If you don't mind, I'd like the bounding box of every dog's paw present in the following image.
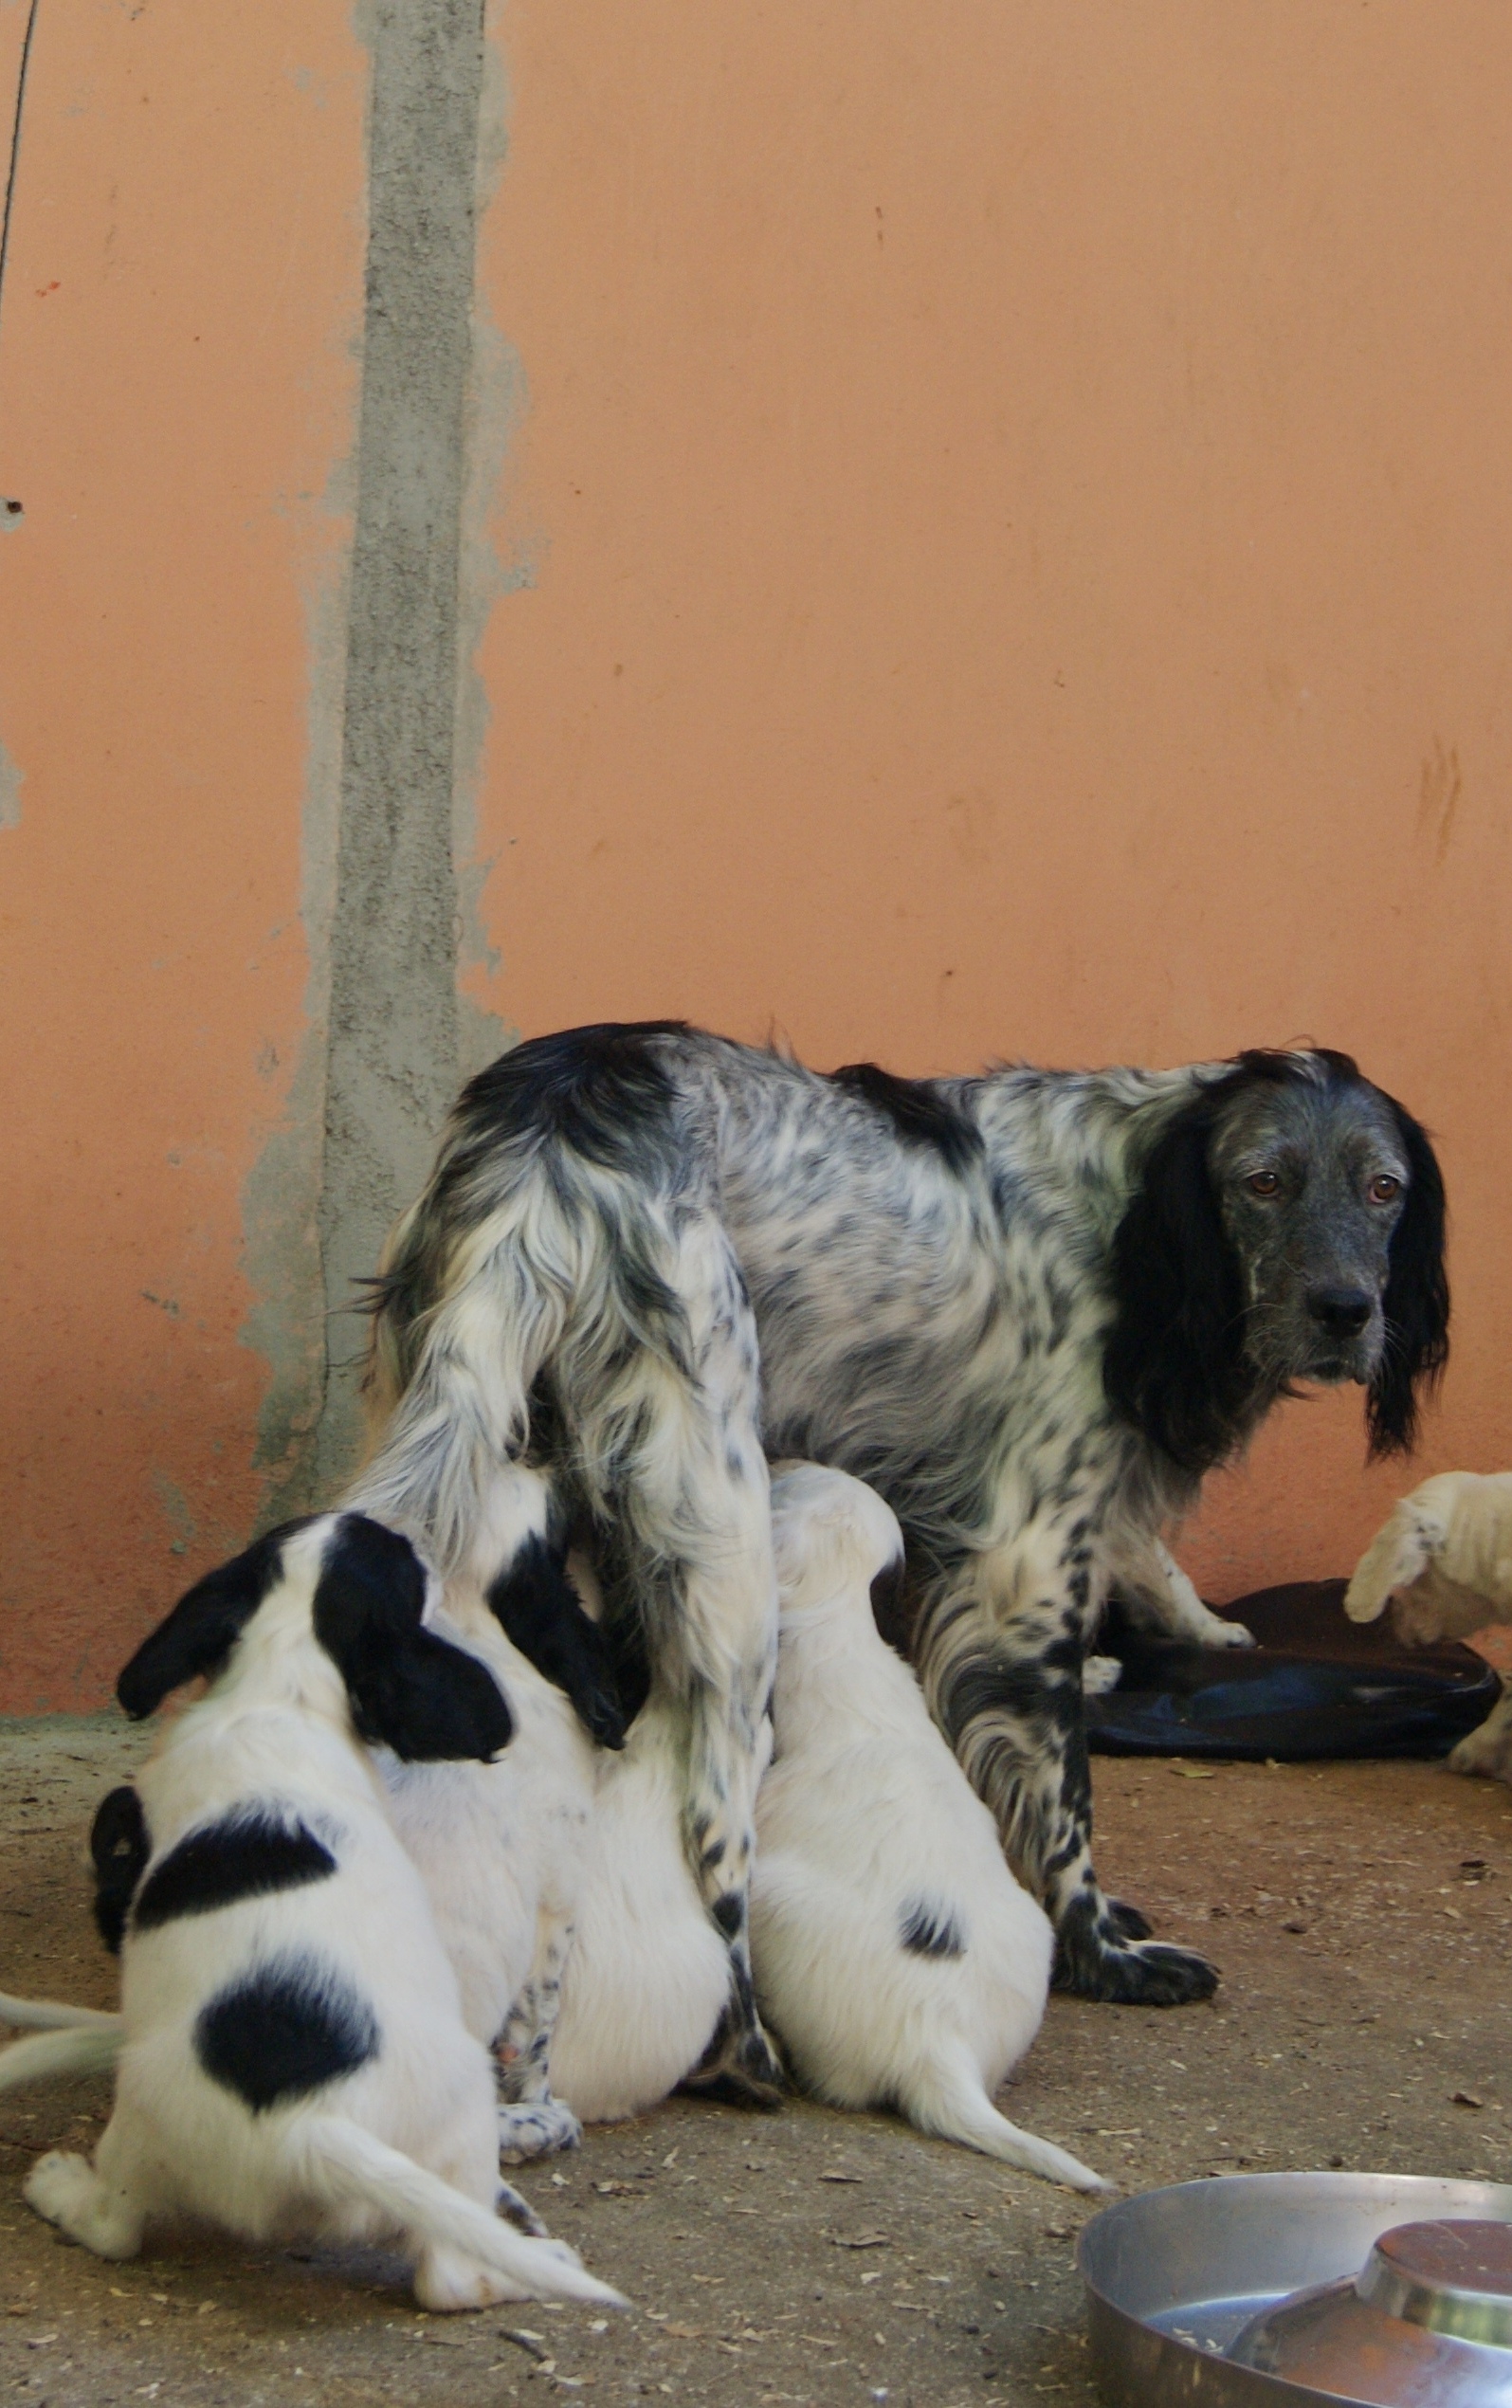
[498,2097,583,2165]
[1082,1653,1122,1696]
[1052,1894,1218,2007]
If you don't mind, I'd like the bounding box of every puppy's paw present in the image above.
[498,2097,583,2164]
[1204,1615,1256,1649]
[25,2150,97,2229]
[1082,1653,1122,1697]
[414,2244,530,2312]
[1448,1713,1512,1786]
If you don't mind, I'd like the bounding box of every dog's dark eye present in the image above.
[1245,1170,1281,1198]
[1368,1173,1402,1205]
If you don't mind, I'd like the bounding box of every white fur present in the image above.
[751,1465,1109,2194]
[548,1683,733,2122]
[21,1518,624,2314]
[1347,1470,1512,1784]
[384,1477,729,2136]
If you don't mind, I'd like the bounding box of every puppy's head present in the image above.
[117,1513,513,1763]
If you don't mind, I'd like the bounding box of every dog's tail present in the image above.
[903,2041,1112,2194]
[354,1140,700,1578]
[0,2025,123,2093]
[288,2116,628,2308]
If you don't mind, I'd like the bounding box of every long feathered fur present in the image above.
[358,1023,1448,2014]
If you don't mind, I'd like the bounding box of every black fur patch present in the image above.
[117,1520,314,1720]
[90,1786,151,1956]
[711,1891,746,1938]
[313,1515,514,1762]
[829,1062,982,1173]
[456,1022,687,1175]
[868,1553,913,1651]
[194,1954,378,2112]
[900,1898,965,1959]
[486,1536,628,1750]
[133,1810,337,1933]
[1369,1097,1449,1456]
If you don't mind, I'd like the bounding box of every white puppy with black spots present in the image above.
[12,1514,624,2314]
[751,1464,1109,2193]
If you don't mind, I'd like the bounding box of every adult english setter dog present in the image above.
[351,1026,1448,2083]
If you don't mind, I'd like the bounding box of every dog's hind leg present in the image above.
[918,1528,1218,2008]
[572,1213,784,2104]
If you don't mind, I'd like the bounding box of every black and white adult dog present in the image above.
[353,1027,1448,2039]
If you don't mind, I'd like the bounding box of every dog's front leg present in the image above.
[918,1527,1218,2007]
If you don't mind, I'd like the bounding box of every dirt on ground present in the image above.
[3,1716,1510,2408]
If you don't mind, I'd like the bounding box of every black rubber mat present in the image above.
[1085,1579,1502,1761]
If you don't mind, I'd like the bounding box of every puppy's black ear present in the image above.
[1104,1086,1251,1474]
[486,1539,628,1750]
[116,1522,308,1719]
[1367,1101,1449,1457]
[89,1785,151,1955]
[313,1514,514,1762]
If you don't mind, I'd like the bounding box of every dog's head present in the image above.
[117,1512,514,1763]
[1106,1049,1449,1474]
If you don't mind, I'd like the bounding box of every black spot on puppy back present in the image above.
[900,1898,966,1960]
[90,1786,151,1956]
[830,1062,982,1173]
[133,1811,337,1934]
[195,1954,377,2113]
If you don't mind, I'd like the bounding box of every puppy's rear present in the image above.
[753,1465,1108,2194]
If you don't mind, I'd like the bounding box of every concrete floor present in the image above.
[4,1718,1511,2408]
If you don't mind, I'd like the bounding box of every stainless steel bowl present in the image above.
[1078,2172,1512,2405]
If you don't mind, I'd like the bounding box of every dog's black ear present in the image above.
[89,1784,151,1955]
[1104,1088,1252,1474]
[116,1523,307,1719]
[313,1514,514,1762]
[1367,1101,1449,1457]
[486,1538,628,1750]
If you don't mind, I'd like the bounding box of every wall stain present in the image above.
[1418,735,1462,864]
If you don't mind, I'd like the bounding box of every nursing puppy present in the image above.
[1346,1470,1512,1783]
[20,1515,623,2313]
[386,1474,728,2134]
[750,1465,1109,2193]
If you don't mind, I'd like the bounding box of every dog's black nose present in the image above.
[1305,1284,1373,1337]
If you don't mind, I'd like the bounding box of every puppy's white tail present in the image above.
[905,2043,1112,2195]
[289,2116,628,2308]
[0,1988,121,2033]
[0,2025,122,2093]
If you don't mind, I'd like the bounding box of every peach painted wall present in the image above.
[4,3,1511,1711]
[468,0,1512,1600]
[0,3,366,1709]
